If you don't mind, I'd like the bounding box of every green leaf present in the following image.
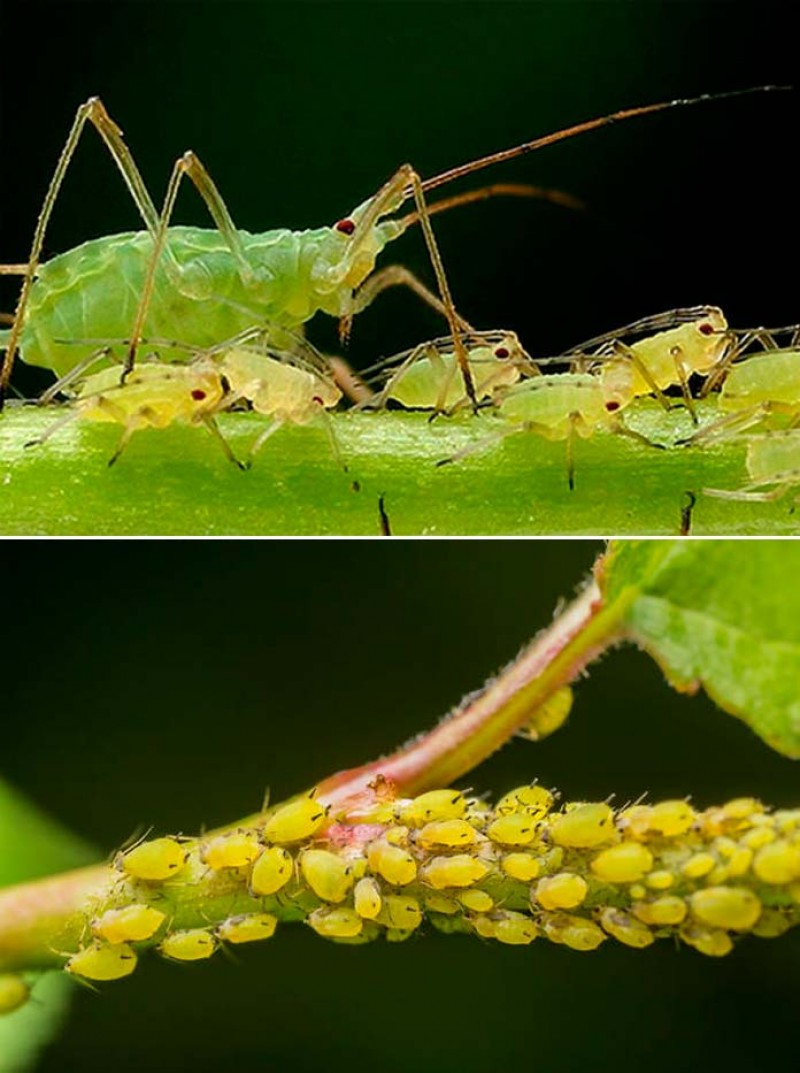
[602,541,800,758]
[0,782,95,1073]
[0,400,793,535]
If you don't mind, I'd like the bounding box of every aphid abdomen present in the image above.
[720,352,800,410]
[499,375,607,438]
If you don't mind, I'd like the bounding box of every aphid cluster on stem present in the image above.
[14,784,794,1010]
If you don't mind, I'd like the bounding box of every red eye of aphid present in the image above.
[191,389,207,401]
[699,323,714,335]
[494,347,510,359]
[605,401,620,412]
[312,395,324,406]
[335,219,356,236]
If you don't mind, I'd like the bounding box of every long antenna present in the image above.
[419,86,789,194]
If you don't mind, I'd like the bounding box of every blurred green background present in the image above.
[2,538,799,1070]
[0,0,797,399]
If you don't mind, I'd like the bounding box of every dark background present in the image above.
[2,539,799,1071]
[0,0,797,400]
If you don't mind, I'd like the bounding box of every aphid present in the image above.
[377,894,423,931]
[26,359,240,469]
[0,974,30,1015]
[647,799,695,837]
[681,852,716,879]
[417,818,478,849]
[308,906,364,939]
[366,839,418,886]
[487,812,539,847]
[549,803,616,848]
[158,928,218,962]
[590,842,654,883]
[495,784,555,820]
[300,848,354,903]
[422,854,490,889]
[679,921,733,957]
[397,789,467,826]
[752,908,793,939]
[366,330,530,412]
[249,845,294,896]
[599,907,655,949]
[501,852,541,882]
[262,791,328,844]
[437,373,660,491]
[572,306,732,420]
[515,687,573,742]
[541,912,607,951]
[424,892,460,915]
[752,840,800,884]
[458,889,494,913]
[533,873,588,911]
[1,89,775,408]
[66,942,138,981]
[704,430,800,504]
[644,870,675,891]
[216,912,278,944]
[353,877,383,919]
[202,829,262,871]
[92,904,166,944]
[632,896,687,927]
[689,887,762,931]
[492,910,538,945]
[119,836,187,881]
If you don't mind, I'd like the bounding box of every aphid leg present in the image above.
[378,494,392,536]
[124,150,257,378]
[316,409,352,482]
[565,412,578,491]
[668,349,698,424]
[703,481,792,503]
[611,341,673,414]
[609,417,666,451]
[0,265,29,276]
[347,265,475,334]
[328,355,374,406]
[107,411,151,467]
[681,401,783,446]
[37,347,115,406]
[436,423,527,468]
[23,409,81,450]
[0,97,165,406]
[679,491,696,536]
[699,332,747,397]
[200,414,246,471]
[247,418,286,464]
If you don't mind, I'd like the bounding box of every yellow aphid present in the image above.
[384,825,410,846]
[67,943,138,981]
[549,803,616,848]
[599,908,655,949]
[471,914,497,939]
[158,929,217,962]
[262,792,328,844]
[542,912,606,951]
[120,837,187,881]
[645,870,675,890]
[753,841,800,884]
[681,852,716,879]
[516,687,573,742]
[629,884,647,901]
[722,798,763,821]
[534,873,588,910]
[367,840,417,886]
[354,877,382,919]
[752,909,793,938]
[680,922,733,958]
[378,894,423,931]
[423,855,490,889]
[250,845,293,895]
[92,904,166,944]
[493,910,538,945]
[495,784,555,819]
[775,809,800,833]
[740,827,776,850]
[459,889,494,913]
[648,800,695,837]
[308,906,364,939]
[725,847,753,877]
[202,830,262,870]
[487,812,538,847]
[398,789,466,826]
[417,818,478,849]
[424,892,460,915]
[633,896,687,927]
[300,849,353,903]
[0,974,30,1015]
[217,912,278,944]
[616,805,653,840]
[690,887,761,931]
[501,853,541,882]
[591,842,653,883]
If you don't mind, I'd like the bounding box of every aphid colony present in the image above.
[9,785,793,1008]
